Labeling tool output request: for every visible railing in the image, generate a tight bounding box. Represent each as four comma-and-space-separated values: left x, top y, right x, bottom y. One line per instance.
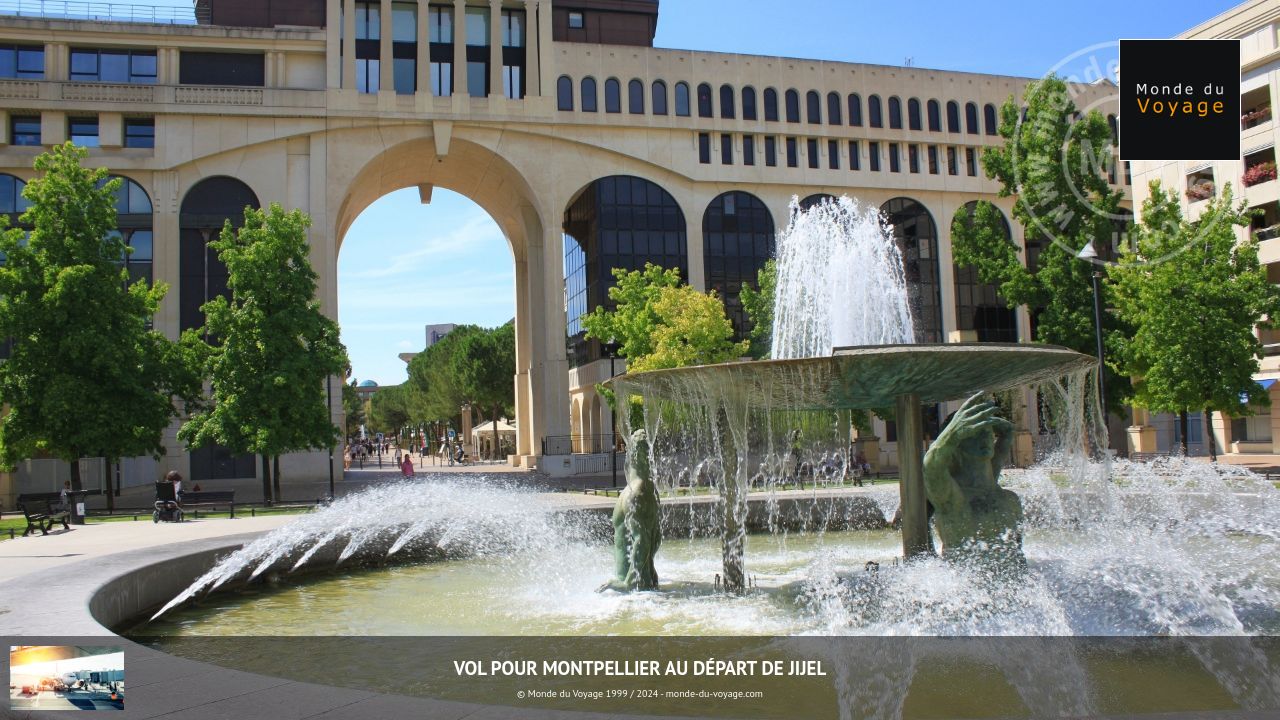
175, 85, 263, 106
0, 78, 39, 99
1242, 106, 1272, 130
1254, 223, 1280, 242
542, 433, 621, 456
61, 81, 153, 102
0, 0, 206, 24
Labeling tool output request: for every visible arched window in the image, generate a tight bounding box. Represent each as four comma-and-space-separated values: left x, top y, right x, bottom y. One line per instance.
785, 89, 800, 123
952, 201, 1016, 342
927, 99, 941, 131
106, 175, 153, 286
674, 81, 690, 116
651, 80, 667, 115
719, 84, 735, 119
881, 197, 941, 343
946, 100, 960, 132
806, 90, 821, 124
965, 102, 979, 134
628, 78, 644, 114
703, 191, 775, 341
604, 77, 621, 113
764, 88, 779, 122
742, 86, 757, 121
556, 75, 573, 111
827, 92, 842, 126
799, 193, 837, 211
888, 96, 902, 129
563, 175, 688, 368
984, 103, 999, 136
0, 173, 30, 222
581, 77, 597, 112
181, 175, 261, 481
848, 93, 862, 126
868, 94, 883, 128
697, 82, 713, 118
907, 98, 922, 131
1107, 113, 1118, 146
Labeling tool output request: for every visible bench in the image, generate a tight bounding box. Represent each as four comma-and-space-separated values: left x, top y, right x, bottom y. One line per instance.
1130, 452, 1171, 463
179, 490, 237, 519
18, 497, 70, 536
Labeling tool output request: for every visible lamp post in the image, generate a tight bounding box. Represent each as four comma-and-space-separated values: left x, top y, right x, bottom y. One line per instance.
605, 338, 622, 488
1076, 241, 1107, 413
326, 374, 335, 500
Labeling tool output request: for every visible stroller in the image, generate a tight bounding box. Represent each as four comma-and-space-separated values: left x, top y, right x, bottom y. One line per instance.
153, 482, 184, 523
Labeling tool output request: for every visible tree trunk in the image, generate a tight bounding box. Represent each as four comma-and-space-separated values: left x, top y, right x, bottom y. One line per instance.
1178, 410, 1190, 456
69, 456, 82, 491
1204, 408, 1218, 462
493, 403, 501, 463
261, 454, 273, 505
272, 455, 281, 500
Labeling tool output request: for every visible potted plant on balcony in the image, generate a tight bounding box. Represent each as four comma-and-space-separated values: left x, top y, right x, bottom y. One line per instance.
1241, 106, 1272, 127
1243, 161, 1277, 188
1185, 181, 1215, 201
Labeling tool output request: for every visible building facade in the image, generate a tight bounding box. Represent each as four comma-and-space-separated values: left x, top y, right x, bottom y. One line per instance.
1128, 0, 1280, 457
0, 0, 1124, 502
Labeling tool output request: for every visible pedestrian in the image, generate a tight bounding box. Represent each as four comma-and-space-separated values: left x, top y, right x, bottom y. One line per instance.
400, 453, 414, 478
59, 480, 71, 511
343, 445, 352, 470
393, 445, 402, 464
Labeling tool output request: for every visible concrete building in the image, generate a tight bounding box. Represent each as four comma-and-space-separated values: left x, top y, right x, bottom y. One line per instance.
0, 0, 1125, 502
1127, 0, 1280, 457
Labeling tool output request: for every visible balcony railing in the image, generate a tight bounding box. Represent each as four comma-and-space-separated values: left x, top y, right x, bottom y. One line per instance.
1243, 106, 1272, 130
1255, 223, 1280, 242
0, 0, 206, 25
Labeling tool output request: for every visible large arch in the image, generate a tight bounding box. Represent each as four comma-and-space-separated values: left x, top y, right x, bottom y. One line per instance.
702, 191, 775, 340
330, 131, 559, 464
881, 197, 942, 343
952, 201, 1017, 342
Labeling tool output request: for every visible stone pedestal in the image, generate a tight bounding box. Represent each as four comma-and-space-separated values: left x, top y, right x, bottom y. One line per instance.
1126, 424, 1158, 455
896, 393, 932, 559
1013, 431, 1034, 468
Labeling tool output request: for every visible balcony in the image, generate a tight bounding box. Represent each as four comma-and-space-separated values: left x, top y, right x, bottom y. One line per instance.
0, 0, 206, 25
1242, 105, 1272, 130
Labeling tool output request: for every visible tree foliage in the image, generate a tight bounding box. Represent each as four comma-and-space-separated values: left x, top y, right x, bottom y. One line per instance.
368, 383, 412, 435
1110, 182, 1280, 457
405, 322, 515, 436
740, 259, 776, 359
343, 380, 365, 436
179, 203, 348, 501
950, 74, 1131, 412
0, 144, 200, 491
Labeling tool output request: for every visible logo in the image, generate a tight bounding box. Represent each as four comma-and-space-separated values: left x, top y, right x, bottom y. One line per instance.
1120, 39, 1240, 161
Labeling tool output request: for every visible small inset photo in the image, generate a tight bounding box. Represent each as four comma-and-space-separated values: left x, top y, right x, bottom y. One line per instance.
9, 646, 124, 711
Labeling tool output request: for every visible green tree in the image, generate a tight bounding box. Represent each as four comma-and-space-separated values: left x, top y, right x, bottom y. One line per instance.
0, 144, 200, 502
368, 383, 411, 436
180, 203, 348, 503
406, 324, 484, 423
1111, 182, 1280, 459
450, 322, 516, 459
740, 259, 776, 359
951, 74, 1131, 413
343, 380, 365, 438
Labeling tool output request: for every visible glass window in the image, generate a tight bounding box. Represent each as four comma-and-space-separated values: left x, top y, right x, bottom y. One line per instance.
628, 79, 644, 114
764, 88, 778, 122
827, 92, 842, 125
70, 49, 156, 84
503, 64, 521, 99
697, 83, 713, 118
69, 117, 99, 148
908, 144, 919, 173
984, 104, 998, 135
946, 101, 960, 132
807, 138, 819, 168
888, 96, 902, 129
429, 7, 453, 43
965, 102, 979, 134
786, 137, 797, 167
605, 78, 621, 113
557, 76, 574, 110
430, 61, 452, 96
392, 2, 416, 41
927, 99, 941, 132
881, 197, 942, 343
806, 91, 820, 124
674, 81, 689, 116
765, 136, 777, 166
0, 45, 43, 79
966, 147, 977, 175
702, 191, 775, 341
721, 134, 733, 165
125, 118, 155, 149
828, 139, 839, 170
947, 146, 958, 175
743, 136, 754, 166
785, 89, 799, 123
355, 1, 380, 40
110, 176, 152, 215
742, 87, 757, 121
465, 7, 489, 45
698, 133, 710, 164
10, 116, 39, 146
720, 84, 735, 119
889, 143, 900, 172
868, 141, 880, 171
651, 81, 667, 115
568, 11, 584, 29
848, 93, 862, 126
868, 95, 882, 128
501, 9, 524, 47
394, 58, 415, 94
356, 58, 379, 93
581, 77, 597, 112
848, 140, 860, 170
0, 174, 29, 215
927, 145, 938, 174
466, 61, 485, 96
953, 202, 1016, 342
908, 98, 922, 130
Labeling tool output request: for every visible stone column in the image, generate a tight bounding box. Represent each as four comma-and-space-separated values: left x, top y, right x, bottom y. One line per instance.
325, 0, 341, 88
416, 0, 430, 95
342, 0, 356, 89
488, 0, 502, 98
536, 0, 552, 101
522, 0, 539, 97
896, 393, 932, 559
44, 43, 67, 81
379, 0, 394, 93
452, 0, 468, 97
936, 201, 959, 339
685, 192, 706, 292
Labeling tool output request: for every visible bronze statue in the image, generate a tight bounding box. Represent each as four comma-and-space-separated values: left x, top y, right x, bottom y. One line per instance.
601, 428, 662, 591
922, 393, 1025, 566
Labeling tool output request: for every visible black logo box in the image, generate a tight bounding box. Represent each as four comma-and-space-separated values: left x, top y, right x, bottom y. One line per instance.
1120, 39, 1241, 161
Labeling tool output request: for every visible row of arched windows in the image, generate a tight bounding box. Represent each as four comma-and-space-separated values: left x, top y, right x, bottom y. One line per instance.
556, 76, 1001, 135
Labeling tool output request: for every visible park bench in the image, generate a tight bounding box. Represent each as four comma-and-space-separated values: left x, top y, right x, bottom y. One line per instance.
180, 490, 237, 518
1130, 452, 1171, 463
18, 495, 70, 536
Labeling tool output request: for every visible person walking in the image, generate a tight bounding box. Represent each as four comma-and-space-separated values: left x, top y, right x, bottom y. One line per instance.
400, 452, 414, 478
342, 445, 352, 471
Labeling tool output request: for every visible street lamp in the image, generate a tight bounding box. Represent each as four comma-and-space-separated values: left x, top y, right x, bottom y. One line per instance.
1076, 241, 1107, 414
604, 338, 622, 488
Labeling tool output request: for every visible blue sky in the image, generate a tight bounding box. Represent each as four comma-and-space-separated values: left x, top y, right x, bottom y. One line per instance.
145, 0, 1243, 384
